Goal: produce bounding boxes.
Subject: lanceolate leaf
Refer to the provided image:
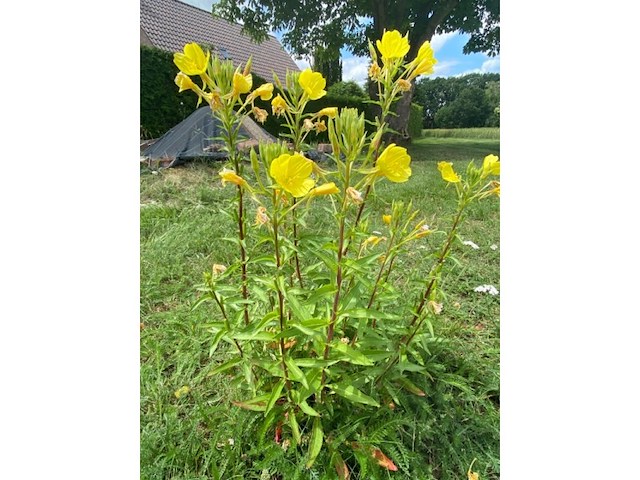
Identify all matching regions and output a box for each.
[305,417,324,469]
[285,357,309,389]
[206,357,242,377]
[332,341,375,366]
[265,378,286,414]
[288,409,302,445]
[328,383,380,407]
[394,377,426,396]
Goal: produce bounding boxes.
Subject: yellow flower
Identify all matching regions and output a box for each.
[174,385,190,399]
[173,43,210,75]
[219,167,248,187]
[481,154,500,178]
[363,235,386,248]
[269,152,316,197]
[310,182,339,196]
[346,187,364,204]
[315,120,327,132]
[409,41,437,78]
[255,206,269,226]
[376,144,412,183]
[317,107,338,118]
[298,68,327,100]
[382,214,392,225]
[376,30,410,62]
[232,71,252,96]
[175,72,197,92]
[249,82,274,101]
[437,161,461,183]
[252,106,268,124]
[271,94,288,117]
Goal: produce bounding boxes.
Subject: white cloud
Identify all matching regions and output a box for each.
[455,54,500,77]
[294,57,312,71]
[427,60,459,78]
[342,56,369,86]
[429,31,458,53]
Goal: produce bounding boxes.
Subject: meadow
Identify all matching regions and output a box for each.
[140,132,500,479]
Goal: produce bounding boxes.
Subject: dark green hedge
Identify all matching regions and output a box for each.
[408,103,423,139]
[140,46,199,139]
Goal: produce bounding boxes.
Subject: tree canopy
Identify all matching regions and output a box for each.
[213,0,499,61]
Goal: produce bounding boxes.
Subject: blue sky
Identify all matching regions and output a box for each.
[181,0,500,84]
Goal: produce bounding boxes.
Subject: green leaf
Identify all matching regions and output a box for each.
[328,383,380,407]
[299,400,320,417]
[339,307,403,321]
[206,357,242,377]
[332,341,374,366]
[232,331,275,341]
[305,417,324,469]
[285,357,309,389]
[289,409,301,445]
[190,293,212,311]
[232,393,270,411]
[208,328,228,357]
[265,378,286,414]
[282,287,311,322]
[294,358,339,368]
[394,377,426,396]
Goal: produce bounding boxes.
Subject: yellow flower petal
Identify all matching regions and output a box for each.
[271,94,288,116]
[298,69,327,100]
[269,152,316,197]
[382,214,392,225]
[219,167,248,187]
[173,43,210,75]
[249,82,274,101]
[174,72,196,92]
[317,107,338,118]
[437,161,461,183]
[174,385,190,399]
[310,182,339,196]
[481,154,500,178]
[232,71,252,96]
[376,30,410,62]
[376,144,412,183]
[409,41,437,78]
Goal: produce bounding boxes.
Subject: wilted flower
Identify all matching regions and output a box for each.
[427,300,443,315]
[315,120,327,132]
[363,235,385,248]
[376,30,410,62]
[252,106,268,124]
[397,79,411,91]
[375,144,412,183]
[269,152,315,197]
[369,62,381,78]
[255,206,269,226]
[346,187,364,204]
[219,167,248,187]
[303,118,315,131]
[212,264,227,275]
[490,244,498,251]
[298,68,327,100]
[271,94,288,116]
[490,180,500,197]
[415,223,431,238]
[371,448,398,471]
[437,161,461,183]
[173,42,209,75]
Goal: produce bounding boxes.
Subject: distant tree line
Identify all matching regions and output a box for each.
[413,73,499,129]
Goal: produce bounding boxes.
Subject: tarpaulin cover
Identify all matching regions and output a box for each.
[142,107,275,167]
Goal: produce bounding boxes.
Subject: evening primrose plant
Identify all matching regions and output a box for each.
[172,31,499,477]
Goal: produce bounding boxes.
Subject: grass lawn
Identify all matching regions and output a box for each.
[140,132,500,479]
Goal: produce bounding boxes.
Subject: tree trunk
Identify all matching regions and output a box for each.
[387,82,415,146]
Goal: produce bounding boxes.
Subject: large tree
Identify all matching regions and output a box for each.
[213,0,499,141]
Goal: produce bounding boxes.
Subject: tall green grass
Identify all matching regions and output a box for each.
[140,136,500,479]
[422,127,500,140]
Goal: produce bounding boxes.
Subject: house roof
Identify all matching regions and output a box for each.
[140,0,300,82]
